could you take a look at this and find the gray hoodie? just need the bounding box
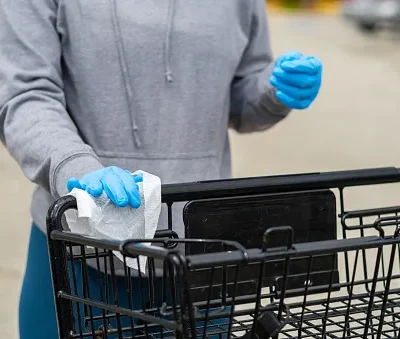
[0,0,290,235]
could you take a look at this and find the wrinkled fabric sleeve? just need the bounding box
[230,0,291,133]
[0,0,103,197]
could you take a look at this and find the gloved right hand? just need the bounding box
[67,166,143,208]
[269,51,322,110]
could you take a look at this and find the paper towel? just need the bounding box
[65,170,161,273]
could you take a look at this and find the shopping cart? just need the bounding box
[47,167,400,338]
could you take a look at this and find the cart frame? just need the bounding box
[47,167,400,338]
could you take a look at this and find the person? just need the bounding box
[0,0,322,338]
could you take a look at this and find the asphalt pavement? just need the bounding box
[1,14,400,339]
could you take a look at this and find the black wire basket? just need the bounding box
[47,167,400,338]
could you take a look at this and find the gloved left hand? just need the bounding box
[269,51,322,110]
[67,166,143,208]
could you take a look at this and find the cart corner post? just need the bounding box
[46,196,77,339]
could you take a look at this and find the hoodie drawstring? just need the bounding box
[110,0,142,147]
[109,0,176,147]
[165,0,176,83]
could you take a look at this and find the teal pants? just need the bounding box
[19,225,228,338]
[19,224,59,339]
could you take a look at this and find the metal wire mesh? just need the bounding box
[46,168,400,338]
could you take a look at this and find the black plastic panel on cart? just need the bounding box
[183,190,339,301]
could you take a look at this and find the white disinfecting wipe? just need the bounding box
[65,171,161,273]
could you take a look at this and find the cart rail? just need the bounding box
[160,167,400,202]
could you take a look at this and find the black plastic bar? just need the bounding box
[47,168,400,233]
[161,167,400,203]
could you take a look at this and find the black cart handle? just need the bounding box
[47,167,400,233]
[46,195,180,240]
[161,167,400,202]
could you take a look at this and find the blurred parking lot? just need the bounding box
[1,13,400,339]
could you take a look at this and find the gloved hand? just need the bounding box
[269,51,322,110]
[67,166,143,208]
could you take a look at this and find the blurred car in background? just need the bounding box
[341,0,400,33]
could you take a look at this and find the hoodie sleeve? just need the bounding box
[0,0,103,197]
[229,0,291,133]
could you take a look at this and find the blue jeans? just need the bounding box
[19,225,228,338]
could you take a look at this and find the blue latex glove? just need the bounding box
[67,166,143,208]
[269,51,322,109]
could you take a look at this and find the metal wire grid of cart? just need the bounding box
[47,167,400,338]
